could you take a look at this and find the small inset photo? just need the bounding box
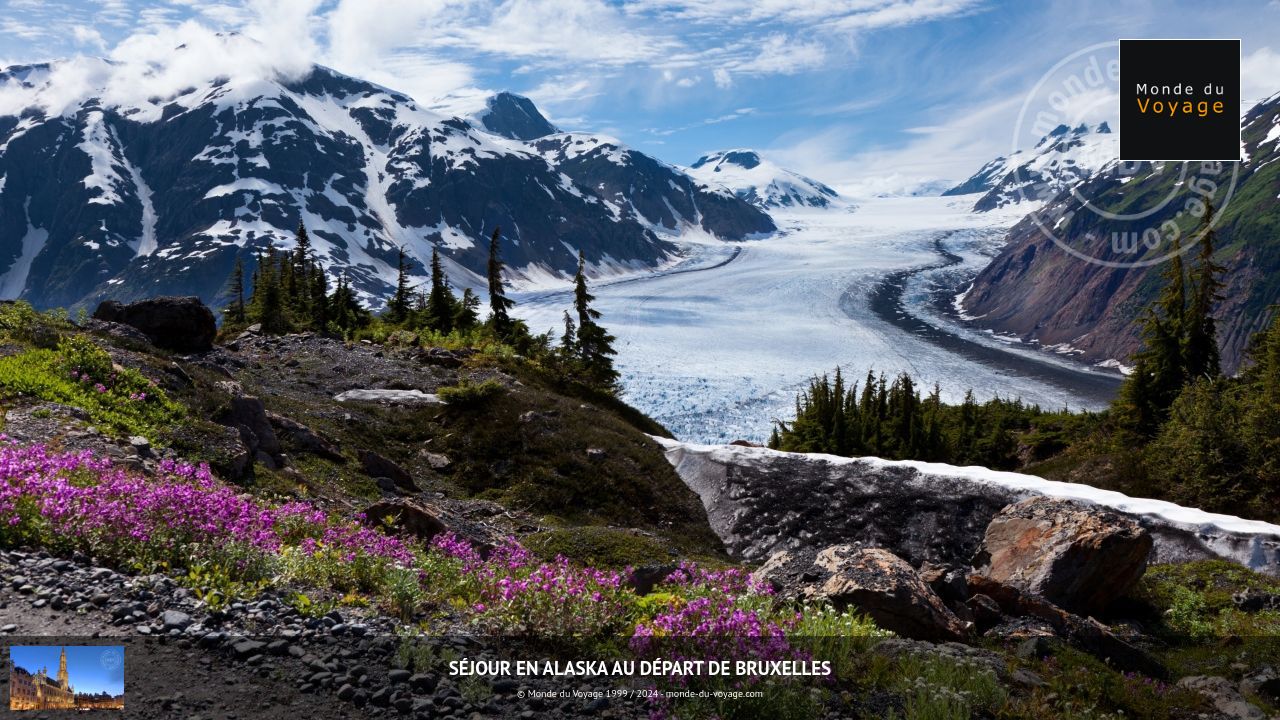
[8,646,124,711]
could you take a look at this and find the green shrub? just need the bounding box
[437,378,505,407]
[0,301,68,347]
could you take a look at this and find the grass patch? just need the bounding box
[523,526,671,567]
[0,335,184,440]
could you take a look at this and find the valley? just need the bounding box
[515,195,1122,444]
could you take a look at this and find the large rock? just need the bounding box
[362,499,447,542]
[225,394,280,456]
[974,497,1152,615]
[756,545,969,642]
[92,296,216,353]
[657,439,1280,576]
[269,412,343,462]
[359,449,418,493]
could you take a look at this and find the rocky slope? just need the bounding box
[658,439,1280,574]
[958,96,1280,372]
[0,60,772,311]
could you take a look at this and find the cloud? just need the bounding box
[71,25,107,52]
[771,92,1025,198]
[729,34,827,75]
[1242,46,1280,105]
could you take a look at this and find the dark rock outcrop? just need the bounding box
[92,297,216,353]
[361,499,447,543]
[755,545,969,642]
[358,450,418,493]
[226,394,280,456]
[268,412,343,462]
[967,574,1166,678]
[973,496,1152,615]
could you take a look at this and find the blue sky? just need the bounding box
[9,645,125,695]
[2,0,1279,195]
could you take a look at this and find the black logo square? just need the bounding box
[1120,39,1240,161]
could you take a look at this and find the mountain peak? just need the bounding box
[692,150,761,170]
[478,92,558,141]
[687,149,841,210]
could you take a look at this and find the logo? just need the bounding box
[1014,41,1240,269]
[1120,39,1241,161]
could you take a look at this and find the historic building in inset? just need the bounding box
[9,647,75,710]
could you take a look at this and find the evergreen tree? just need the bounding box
[423,248,457,333]
[453,288,481,332]
[572,252,619,391]
[1122,237,1188,433]
[559,309,578,360]
[255,246,291,334]
[226,256,247,323]
[387,246,413,324]
[289,221,312,313]
[1184,202,1226,381]
[486,227,515,336]
[329,275,370,334]
[310,263,329,333]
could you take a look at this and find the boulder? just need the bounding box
[268,412,343,462]
[358,449,418,493]
[362,499,447,543]
[227,395,280,456]
[92,296,216,353]
[973,497,1152,615]
[756,545,969,642]
[334,389,442,405]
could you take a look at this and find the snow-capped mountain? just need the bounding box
[0,60,773,311]
[687,150,842,210]
[943,122,1116,211]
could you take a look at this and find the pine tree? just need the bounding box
[424,248,457,333]
[310,263,329,333]
[226,256,247,323]
[255,246,290,334]
[572,251,619,390]
[1122,237,1189,432]
[486,227,515,336]
[559,310,578,360]
[289,221,312,315]
[387,246,413,324]
[1184,202,1226,381]
[453,288,480,332]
